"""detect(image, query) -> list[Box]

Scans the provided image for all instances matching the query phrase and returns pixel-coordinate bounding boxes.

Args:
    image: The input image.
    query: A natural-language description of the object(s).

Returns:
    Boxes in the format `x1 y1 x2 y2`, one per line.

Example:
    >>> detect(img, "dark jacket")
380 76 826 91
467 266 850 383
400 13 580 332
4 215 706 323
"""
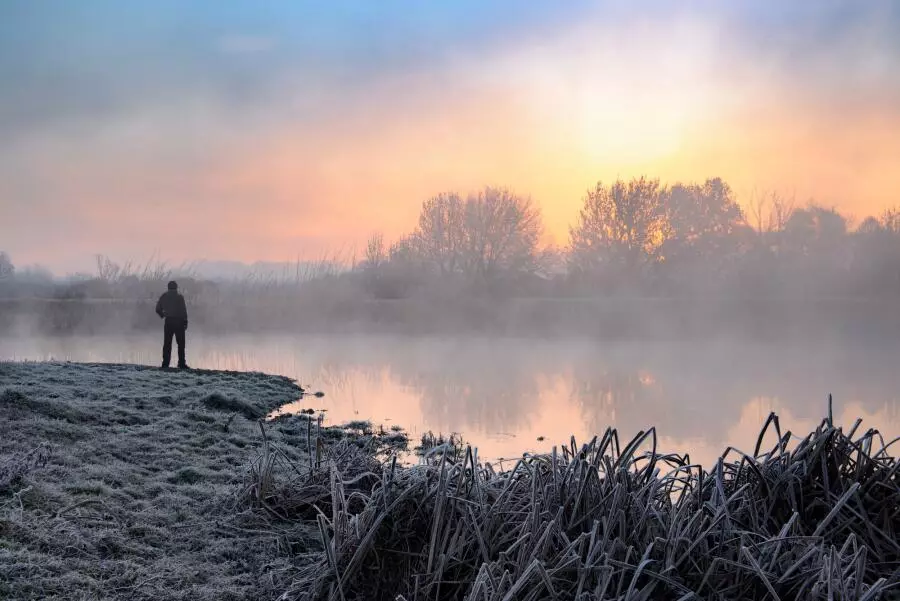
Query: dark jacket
155 290 188 323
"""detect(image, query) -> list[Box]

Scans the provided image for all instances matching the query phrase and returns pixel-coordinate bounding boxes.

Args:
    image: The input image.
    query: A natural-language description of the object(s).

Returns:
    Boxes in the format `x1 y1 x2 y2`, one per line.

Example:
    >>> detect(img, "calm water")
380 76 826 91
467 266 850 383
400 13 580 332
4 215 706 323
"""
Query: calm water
4 334 899 465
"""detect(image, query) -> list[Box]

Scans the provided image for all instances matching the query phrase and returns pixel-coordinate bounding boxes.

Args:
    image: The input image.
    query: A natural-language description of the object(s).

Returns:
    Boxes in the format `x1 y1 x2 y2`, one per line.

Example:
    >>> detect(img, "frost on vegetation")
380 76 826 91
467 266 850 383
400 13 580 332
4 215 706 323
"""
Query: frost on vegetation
270 412 900 601
0 442 51 492
201 390 265 420
0 360 312 601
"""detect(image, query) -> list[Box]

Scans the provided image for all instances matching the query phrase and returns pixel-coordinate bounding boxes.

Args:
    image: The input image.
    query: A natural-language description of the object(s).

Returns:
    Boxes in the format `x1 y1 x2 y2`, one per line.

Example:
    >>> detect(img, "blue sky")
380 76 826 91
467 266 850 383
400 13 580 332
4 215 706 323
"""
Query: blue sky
0 2 582 133
4 1 895 136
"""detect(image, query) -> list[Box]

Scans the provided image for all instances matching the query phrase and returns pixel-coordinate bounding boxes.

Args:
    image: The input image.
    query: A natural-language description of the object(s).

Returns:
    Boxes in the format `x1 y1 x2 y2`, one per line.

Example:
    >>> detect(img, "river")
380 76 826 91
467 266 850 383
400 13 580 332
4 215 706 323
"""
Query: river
3 333 898 465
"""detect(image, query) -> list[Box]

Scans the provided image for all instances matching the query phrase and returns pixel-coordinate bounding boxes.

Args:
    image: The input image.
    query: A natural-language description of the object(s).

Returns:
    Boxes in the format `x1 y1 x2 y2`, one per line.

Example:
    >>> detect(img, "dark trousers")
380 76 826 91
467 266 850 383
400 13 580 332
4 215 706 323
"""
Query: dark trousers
162 318 187 367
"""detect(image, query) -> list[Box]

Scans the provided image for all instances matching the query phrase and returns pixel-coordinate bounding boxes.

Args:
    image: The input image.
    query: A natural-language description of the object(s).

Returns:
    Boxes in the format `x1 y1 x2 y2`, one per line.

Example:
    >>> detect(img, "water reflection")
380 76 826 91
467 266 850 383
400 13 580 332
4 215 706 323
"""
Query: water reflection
3 334 898 465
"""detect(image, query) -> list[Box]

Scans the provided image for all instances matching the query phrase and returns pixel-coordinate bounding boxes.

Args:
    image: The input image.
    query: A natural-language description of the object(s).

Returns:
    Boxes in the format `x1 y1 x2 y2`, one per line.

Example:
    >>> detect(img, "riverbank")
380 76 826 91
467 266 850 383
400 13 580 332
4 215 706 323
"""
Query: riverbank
3 362 898 600
0 361 325 600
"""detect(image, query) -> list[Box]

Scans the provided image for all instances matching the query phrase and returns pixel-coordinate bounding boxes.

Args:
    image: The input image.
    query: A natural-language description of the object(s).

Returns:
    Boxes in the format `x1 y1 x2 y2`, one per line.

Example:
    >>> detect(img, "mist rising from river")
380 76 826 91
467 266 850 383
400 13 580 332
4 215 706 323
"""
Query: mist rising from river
3 334 898 465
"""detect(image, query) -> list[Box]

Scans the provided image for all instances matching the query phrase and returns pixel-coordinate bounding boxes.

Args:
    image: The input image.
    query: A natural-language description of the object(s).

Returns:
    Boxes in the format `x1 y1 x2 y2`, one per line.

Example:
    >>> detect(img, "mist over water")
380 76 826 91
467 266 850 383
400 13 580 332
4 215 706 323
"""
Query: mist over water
4 333 898 466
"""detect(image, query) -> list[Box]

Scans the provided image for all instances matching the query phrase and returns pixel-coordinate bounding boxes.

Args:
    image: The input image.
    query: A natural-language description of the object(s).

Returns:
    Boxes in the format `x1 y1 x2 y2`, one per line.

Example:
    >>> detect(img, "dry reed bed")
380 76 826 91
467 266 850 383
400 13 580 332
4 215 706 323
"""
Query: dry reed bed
255 412 899 600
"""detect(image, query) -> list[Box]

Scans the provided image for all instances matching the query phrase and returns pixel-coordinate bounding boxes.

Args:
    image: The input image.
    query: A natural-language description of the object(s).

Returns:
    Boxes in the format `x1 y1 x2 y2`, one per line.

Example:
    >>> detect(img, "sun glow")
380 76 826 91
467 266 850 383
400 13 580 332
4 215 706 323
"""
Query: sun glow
3 6 899 271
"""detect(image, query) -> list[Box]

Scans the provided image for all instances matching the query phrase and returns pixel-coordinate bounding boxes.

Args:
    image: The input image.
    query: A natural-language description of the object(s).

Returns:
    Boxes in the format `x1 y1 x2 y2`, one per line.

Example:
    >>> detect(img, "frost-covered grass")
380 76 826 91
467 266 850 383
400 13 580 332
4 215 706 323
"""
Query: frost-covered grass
6 362 899 600
0 361 323 600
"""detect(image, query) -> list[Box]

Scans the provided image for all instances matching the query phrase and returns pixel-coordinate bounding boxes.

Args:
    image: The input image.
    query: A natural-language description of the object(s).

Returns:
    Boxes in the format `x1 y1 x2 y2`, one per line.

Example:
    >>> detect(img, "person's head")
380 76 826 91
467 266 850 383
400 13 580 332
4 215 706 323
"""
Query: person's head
167 281 177 291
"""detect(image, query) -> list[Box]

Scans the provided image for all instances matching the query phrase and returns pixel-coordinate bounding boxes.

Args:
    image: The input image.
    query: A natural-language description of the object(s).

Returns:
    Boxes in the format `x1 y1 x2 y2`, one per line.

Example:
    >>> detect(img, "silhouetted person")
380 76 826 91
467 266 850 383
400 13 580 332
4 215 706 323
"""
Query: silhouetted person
156 281 189 369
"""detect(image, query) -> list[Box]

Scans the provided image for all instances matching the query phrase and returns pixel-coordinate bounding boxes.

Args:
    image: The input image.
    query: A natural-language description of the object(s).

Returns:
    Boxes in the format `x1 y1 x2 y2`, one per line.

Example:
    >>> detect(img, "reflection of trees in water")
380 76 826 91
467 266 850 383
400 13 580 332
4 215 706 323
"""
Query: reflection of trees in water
569 345 900 452
260 337 900 451
568 362 674 440
24 333 897 450
255 337 548 436
387 345 545 437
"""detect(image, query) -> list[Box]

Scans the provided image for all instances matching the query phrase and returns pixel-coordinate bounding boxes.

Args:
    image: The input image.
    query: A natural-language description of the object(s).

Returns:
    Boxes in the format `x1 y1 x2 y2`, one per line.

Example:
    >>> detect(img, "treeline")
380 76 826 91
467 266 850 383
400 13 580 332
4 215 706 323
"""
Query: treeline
357 177 900 299
2 175 900 302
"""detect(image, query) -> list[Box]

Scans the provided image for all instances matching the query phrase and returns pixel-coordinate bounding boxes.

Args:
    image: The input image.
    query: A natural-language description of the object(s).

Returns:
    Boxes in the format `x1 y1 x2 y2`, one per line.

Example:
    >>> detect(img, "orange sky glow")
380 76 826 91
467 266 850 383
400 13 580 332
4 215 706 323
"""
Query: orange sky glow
2 6 899 272
213 15 900 252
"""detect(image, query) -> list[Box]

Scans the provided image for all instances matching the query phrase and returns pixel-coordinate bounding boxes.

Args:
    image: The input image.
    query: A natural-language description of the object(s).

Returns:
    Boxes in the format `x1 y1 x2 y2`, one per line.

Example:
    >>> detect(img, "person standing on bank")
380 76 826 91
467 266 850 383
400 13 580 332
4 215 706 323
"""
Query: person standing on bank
155 281 189 369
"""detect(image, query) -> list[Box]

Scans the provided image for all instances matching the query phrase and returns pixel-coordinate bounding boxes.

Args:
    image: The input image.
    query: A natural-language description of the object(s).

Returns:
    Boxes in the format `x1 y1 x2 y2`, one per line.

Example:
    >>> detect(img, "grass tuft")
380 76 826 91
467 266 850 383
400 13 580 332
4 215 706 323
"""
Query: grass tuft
1 388 91 423
0 443 51 492
168 467 205 485
201 391 264 420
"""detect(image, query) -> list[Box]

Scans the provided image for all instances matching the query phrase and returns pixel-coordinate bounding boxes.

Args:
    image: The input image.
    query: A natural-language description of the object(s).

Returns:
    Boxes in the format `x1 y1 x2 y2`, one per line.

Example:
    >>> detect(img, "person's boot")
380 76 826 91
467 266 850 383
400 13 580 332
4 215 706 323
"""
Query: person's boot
178 363 191 370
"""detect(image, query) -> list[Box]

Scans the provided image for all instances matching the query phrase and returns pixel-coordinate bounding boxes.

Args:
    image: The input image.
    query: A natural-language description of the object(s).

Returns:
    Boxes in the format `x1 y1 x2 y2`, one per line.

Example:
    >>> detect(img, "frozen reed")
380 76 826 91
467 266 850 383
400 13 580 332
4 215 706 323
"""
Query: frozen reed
267 411 898 600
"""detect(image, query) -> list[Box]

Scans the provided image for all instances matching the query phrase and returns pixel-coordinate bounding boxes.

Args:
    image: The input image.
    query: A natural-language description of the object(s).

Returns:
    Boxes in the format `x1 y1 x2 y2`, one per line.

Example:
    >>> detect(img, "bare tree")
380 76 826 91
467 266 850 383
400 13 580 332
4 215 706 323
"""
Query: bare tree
362 232 387 270
534 244 567 279
666 178 743 244
880 207 900 234
770 195 796 233
411 188 542 280
0 251 14 281
783 204 848 258
747 190 796 235
568 177 668 276
660 178 747 290
747 190 767 235
459 187 543 279
413 193 465 275
857 216 884 236
95 254 122 282
388 234 419 265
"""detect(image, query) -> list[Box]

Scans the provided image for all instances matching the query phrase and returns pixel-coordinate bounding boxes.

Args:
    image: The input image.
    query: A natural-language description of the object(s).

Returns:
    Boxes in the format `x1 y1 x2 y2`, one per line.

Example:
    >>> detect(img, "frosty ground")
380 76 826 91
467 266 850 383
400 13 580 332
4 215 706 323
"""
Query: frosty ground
3 362 898 600
0 361 323 600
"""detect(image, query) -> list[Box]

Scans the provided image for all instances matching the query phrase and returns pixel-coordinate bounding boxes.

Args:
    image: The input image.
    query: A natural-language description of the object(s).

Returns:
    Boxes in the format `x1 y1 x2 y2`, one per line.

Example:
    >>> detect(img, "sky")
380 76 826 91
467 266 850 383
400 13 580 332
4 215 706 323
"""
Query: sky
2 0 899 273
